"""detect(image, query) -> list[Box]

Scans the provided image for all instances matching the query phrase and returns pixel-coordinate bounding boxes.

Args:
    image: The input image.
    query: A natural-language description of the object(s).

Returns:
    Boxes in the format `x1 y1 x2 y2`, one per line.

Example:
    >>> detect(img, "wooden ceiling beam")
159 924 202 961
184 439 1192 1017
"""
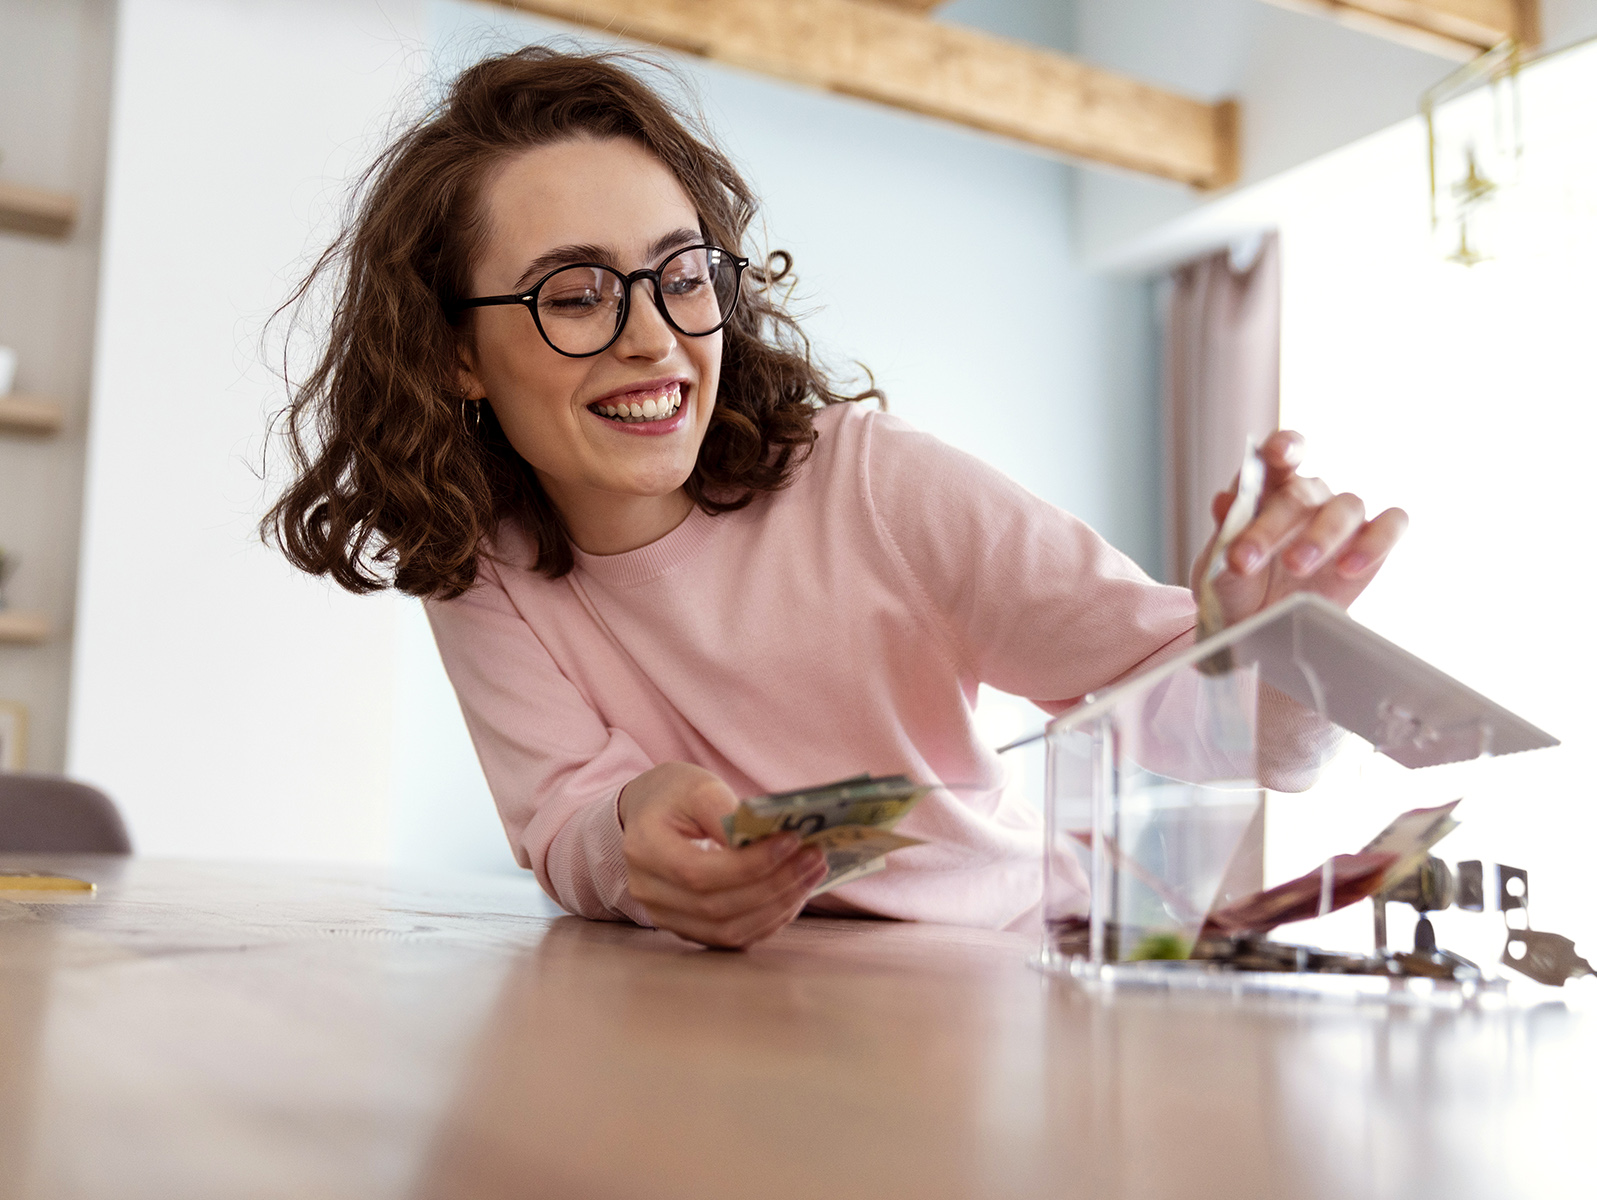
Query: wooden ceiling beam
863 0 951 13
493 0 1240 190
1259 0 1540 61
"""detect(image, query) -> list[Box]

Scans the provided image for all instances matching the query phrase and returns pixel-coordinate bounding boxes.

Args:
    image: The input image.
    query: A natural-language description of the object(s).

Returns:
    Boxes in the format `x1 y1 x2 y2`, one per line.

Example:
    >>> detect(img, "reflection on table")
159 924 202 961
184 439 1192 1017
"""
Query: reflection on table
0 855 1589 1199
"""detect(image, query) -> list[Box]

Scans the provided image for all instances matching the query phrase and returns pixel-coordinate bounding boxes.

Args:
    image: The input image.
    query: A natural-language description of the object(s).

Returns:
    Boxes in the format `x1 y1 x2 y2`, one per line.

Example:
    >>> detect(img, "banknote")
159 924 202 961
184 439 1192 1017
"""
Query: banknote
721 773 930 895
1198 799 1462 939
1200 851 1397 939
724 775 931 845
813 855 887 894
804 825 925 895
1196 438 1266 647
1357 799 1461 891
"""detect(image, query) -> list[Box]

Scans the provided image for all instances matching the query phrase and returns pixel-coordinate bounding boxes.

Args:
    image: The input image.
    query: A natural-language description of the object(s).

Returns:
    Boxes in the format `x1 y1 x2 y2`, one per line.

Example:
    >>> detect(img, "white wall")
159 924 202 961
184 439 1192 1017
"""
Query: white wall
427 0 1162 560
1273 40 1597 950
74 0 1160 869
70 0 431 861
1124 37 1597 947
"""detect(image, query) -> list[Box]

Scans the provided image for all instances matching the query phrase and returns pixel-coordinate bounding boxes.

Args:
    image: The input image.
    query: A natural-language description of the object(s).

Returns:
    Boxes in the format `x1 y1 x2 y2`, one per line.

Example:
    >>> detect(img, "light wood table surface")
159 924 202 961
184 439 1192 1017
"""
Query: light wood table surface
0 854 1590 1200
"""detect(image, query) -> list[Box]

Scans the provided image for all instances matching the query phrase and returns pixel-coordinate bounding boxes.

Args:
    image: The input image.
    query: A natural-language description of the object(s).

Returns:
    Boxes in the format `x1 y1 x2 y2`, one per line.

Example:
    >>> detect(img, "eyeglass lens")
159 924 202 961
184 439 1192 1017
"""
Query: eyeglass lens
534 246 739 356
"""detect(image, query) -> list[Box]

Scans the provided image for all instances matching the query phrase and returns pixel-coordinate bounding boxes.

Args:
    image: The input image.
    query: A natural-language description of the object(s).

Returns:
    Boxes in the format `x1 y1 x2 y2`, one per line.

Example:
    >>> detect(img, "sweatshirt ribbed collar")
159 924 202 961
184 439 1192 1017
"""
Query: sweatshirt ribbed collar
570 504 720 588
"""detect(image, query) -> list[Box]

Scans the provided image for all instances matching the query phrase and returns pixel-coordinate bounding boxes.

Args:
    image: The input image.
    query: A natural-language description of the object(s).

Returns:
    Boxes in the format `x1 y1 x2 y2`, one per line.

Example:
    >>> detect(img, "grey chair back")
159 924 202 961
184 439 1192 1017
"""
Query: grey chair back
0 772 132 853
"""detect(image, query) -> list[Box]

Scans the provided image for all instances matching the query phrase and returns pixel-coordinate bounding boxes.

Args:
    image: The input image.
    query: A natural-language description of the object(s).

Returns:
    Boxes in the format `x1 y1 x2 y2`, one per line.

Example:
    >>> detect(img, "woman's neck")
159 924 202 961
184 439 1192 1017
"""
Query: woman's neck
539 477 696 557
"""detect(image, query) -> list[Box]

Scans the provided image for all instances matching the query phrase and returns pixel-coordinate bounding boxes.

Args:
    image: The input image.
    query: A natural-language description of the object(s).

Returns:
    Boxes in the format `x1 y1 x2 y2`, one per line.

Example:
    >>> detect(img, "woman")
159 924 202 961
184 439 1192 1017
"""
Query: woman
267 47 1405 948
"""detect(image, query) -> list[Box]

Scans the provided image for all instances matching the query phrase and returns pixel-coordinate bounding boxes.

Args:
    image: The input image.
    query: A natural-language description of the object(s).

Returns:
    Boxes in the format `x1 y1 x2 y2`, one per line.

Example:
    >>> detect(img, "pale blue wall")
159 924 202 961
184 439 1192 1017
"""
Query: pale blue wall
389 0 1163 872
426 0 1162 569
71 0 1160 876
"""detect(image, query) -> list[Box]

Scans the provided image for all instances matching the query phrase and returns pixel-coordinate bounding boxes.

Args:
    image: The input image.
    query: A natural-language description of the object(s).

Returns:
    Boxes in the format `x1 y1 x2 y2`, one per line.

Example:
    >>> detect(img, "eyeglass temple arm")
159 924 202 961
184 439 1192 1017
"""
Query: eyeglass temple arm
452 250 747 314
454 294 529 310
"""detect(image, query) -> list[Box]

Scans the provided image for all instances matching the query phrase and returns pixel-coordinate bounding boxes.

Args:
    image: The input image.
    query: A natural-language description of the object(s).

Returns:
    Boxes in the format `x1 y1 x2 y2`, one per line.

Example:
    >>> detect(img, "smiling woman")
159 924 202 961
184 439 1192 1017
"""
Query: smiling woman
266 49 871 592
448 139 748 557
265 46 1404 950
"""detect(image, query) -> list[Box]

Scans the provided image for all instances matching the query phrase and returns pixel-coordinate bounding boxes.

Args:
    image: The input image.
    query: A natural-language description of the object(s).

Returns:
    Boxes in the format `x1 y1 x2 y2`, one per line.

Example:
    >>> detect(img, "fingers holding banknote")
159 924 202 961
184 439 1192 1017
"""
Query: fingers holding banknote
619 762 829 949
1197 430 1409 625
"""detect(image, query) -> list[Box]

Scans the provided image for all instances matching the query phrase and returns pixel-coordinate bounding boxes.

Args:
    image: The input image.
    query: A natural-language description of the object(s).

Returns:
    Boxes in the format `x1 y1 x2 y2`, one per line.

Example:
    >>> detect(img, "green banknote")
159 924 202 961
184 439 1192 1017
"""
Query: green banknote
725 777 929 844
719 773 931 894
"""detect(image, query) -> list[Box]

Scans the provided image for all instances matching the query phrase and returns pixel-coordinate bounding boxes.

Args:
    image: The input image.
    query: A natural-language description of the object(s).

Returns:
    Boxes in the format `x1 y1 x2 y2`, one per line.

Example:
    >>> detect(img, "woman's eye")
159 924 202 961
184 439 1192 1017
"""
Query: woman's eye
662 273 707 296
542 291 603 313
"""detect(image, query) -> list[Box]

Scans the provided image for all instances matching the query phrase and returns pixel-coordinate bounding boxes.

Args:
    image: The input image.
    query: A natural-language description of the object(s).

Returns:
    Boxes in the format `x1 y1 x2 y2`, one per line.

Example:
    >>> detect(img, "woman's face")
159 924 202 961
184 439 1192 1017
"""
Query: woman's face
458 136 721 514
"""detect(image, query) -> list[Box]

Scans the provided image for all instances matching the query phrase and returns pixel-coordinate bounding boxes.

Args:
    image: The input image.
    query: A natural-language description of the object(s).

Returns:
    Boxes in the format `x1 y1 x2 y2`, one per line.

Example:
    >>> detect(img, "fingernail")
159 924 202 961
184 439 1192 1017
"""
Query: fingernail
1338 551 1370 576
770 834 801 858
1286 544 1321 573
1234 544 1262 574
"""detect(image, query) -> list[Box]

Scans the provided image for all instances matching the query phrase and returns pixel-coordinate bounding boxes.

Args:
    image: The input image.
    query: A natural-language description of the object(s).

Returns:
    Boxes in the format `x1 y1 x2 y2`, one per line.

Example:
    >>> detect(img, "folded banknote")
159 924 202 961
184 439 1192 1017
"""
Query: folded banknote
722 773 929 894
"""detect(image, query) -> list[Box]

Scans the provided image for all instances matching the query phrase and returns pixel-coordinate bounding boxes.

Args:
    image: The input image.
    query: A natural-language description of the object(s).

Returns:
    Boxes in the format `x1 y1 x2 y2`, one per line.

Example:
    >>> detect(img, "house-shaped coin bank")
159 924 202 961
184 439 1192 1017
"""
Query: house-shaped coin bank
1039 592 1558 990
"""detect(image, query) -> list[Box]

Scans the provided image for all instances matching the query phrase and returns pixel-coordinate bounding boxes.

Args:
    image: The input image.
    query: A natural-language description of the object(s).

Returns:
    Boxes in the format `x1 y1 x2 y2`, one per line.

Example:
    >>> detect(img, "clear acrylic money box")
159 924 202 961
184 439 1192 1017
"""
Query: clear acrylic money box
1039 593 1560 994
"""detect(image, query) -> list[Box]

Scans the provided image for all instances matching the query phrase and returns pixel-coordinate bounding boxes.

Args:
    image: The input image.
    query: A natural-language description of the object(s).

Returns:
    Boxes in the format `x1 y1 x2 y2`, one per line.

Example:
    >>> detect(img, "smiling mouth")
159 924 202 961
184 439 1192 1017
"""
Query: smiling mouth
588 381 684 425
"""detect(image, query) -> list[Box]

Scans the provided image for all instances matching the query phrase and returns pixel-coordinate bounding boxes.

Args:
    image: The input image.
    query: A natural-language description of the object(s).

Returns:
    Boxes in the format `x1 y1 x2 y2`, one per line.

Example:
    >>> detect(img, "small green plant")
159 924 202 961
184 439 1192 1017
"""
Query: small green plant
1129 931 1191 961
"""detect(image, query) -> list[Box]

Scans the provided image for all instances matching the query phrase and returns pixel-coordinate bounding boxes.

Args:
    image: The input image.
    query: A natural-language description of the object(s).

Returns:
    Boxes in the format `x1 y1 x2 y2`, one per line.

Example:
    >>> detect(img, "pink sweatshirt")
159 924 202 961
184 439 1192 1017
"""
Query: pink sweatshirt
427 402 1196 930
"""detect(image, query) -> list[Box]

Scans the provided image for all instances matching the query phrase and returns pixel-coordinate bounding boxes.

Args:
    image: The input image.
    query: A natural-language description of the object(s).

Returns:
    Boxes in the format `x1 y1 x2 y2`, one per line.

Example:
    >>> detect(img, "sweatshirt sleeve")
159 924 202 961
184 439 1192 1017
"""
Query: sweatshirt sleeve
425 558 653 925
859 410 1197 711
858 411 1336 786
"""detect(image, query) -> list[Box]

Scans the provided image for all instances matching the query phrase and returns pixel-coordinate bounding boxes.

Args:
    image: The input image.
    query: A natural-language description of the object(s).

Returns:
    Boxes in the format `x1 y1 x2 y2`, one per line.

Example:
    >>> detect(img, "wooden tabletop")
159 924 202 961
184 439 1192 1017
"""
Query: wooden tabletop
0 855 1590 1200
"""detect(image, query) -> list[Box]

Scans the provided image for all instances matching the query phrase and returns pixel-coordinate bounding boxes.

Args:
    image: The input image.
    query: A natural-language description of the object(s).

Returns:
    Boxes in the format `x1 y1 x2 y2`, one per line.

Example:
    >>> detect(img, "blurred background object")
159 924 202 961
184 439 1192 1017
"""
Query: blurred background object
0 770 131 852
0 699 27 769
1424 40 1525 265
1161 232 1281 586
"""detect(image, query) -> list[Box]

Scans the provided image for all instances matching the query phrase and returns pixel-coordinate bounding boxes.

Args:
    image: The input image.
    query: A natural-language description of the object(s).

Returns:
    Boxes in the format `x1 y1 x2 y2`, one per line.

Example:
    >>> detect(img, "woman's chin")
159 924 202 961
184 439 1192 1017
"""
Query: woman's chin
598 465 698 502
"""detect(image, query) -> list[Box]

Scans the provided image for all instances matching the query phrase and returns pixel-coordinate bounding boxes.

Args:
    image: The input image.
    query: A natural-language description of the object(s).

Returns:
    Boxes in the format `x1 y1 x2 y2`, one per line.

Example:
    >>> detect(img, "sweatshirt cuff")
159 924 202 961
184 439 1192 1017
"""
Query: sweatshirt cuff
544 791 656 927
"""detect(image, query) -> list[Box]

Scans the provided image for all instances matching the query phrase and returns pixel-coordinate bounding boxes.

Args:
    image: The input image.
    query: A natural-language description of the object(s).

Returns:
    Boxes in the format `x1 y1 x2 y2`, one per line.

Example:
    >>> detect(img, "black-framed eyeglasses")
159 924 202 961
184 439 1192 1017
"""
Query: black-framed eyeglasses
453 244 749 358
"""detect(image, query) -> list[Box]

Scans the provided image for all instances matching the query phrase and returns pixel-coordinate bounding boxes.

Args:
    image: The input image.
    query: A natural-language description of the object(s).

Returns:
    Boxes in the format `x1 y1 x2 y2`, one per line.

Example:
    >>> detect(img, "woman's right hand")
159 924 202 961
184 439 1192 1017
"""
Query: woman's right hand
618 762 828 949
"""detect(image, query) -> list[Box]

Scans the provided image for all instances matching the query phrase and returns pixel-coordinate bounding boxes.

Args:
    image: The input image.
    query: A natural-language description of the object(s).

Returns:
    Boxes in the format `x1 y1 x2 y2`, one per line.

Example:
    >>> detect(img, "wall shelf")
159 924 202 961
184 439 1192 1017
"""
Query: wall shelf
0 180 78 238
0 395 64 435
0 611 50 645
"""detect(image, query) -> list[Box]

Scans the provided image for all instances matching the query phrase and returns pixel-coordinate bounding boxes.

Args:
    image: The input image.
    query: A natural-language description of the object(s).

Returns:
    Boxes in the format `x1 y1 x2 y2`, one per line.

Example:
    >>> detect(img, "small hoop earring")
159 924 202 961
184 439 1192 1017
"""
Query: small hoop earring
461 397 483 433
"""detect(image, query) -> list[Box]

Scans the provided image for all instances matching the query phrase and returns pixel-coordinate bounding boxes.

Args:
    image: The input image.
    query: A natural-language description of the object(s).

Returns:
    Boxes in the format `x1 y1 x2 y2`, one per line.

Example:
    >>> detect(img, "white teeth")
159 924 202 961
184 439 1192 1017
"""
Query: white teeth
592 388 683 422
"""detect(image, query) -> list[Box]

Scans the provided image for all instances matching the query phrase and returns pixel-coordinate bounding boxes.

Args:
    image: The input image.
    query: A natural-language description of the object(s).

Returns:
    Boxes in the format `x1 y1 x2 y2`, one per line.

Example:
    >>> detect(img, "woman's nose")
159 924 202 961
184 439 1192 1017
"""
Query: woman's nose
612 278 676 361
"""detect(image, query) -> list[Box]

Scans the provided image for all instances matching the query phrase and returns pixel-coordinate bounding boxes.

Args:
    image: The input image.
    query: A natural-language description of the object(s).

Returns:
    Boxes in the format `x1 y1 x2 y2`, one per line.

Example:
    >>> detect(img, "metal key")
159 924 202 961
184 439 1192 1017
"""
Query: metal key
1501 929 1595 987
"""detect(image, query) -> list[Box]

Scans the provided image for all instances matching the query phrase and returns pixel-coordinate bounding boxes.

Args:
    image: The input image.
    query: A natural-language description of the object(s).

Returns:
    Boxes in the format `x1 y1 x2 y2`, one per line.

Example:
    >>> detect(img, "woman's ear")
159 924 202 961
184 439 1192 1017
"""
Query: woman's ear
455 337 485 402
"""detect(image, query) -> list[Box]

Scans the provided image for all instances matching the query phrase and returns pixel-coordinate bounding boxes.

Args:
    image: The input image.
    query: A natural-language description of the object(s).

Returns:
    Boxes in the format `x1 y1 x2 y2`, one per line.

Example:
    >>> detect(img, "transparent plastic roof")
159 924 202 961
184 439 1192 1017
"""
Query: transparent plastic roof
1050 593 1557 769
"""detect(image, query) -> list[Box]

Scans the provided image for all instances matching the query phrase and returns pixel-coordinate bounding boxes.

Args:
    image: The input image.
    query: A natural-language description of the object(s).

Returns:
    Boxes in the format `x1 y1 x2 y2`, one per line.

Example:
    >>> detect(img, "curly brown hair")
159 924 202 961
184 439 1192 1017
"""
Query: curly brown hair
264 46 878 598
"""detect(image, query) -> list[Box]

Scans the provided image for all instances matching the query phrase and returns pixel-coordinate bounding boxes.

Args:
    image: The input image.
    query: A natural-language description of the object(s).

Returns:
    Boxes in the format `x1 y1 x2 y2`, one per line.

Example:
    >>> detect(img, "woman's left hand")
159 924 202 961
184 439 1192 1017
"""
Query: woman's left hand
1192 430 1409 626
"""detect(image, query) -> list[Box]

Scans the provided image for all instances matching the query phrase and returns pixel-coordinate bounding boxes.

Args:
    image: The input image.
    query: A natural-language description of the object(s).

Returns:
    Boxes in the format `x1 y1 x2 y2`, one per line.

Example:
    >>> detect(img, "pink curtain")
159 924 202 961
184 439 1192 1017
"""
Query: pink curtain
1162 233 1282 899
1162 232 1282 587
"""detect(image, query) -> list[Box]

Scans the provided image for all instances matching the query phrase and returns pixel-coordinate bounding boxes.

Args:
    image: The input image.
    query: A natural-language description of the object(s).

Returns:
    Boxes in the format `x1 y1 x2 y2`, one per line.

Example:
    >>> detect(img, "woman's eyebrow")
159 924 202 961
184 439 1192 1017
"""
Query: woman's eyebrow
511 243 609 293
644 227 703 261
509 228 705 293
